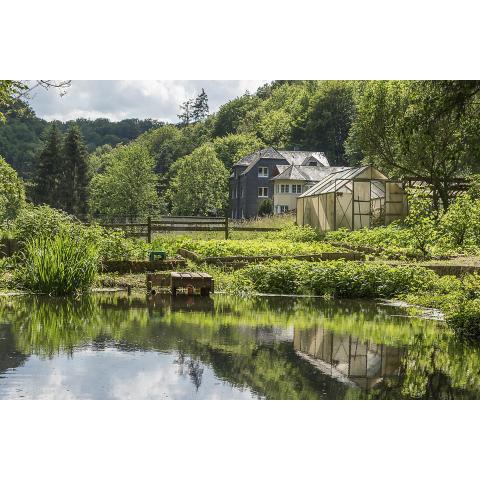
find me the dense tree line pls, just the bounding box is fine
[0,100,160,178]
[2,80,480,218]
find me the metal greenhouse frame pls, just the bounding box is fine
[296,165,407,232]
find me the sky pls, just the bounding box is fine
[27,80,268,122]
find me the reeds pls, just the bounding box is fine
[17,230,99,295]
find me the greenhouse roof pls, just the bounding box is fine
[299,166,387,198]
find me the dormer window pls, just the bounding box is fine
[308,161,317,166]
[258,167,269,178]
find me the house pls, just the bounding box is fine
[271,165,346,214]
[296,165,408,231]
[230,147,330,219]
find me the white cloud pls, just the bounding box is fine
[28,80,269,122]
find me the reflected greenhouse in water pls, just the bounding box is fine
[1,293,479,399]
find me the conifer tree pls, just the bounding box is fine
[192,88,209,121]
[33,124,62,207]
[62,125,89,215]
[177,99,194,126]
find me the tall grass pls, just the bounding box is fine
[16,230,99,295]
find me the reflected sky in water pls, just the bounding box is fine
[0,293,479,399]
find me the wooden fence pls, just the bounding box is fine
[88,216,280,241]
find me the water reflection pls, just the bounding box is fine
[294,327,404,392]
[0,293,479,399]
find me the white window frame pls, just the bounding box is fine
[258,166,269,178]
[258,187,268,198]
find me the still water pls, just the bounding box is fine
[0,293,479,399]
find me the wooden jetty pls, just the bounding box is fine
[146,271,214,296]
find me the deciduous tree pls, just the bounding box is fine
[166,144,228,216]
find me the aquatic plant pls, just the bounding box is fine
[16,230,99,295]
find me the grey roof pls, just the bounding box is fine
[300,166,388,198]
[278,150,329,167]
[233,147,330,175]
[234,147,285,168]
[271,165,345,182]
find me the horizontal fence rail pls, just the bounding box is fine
[83,216,281,241]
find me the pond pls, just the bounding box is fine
[0,293,479,399]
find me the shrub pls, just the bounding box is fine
[151,237,340,257]
[230,260,438,298]
[446,299,480,339]
[267,225,322,242]
[258,199,273,216]
[13,205,146,261]
[404,189,438,257]
[16,230,99,295]
[325,224,418,259]
[13,205,76,243]
[0,155,26,223]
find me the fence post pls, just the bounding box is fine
[225,216,229,240]
[147,216,152,243]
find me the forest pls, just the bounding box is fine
[1,80,479,218]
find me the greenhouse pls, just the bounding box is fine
[296,165,407,231]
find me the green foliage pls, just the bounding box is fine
[13,204,76,242]
[16,230,99,295]
[267,224,322,242]
[166,143,229,216]
[60,125,89,215]
[85,225,147,261]
[151,237,342,257]
[213,93,262,137]
[0,103,158,178]
[211,133,265,169]
[230,260,438,297]
[32,124,63,206]
[404,189,438,257]
[89,143,160,218]
[257,199,273,216]
[325,224,418,259]
[439,192,480,249]
[345,80,480,209]
[13,204,145,261]
[0,155,26,223]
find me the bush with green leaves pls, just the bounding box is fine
[438,193,480,251]
[0,155,26,224]
[229,259,438,297]
[267,224,322,243]
[13,205,146,261]
[16,230,99,295]
[325,223,418,259]
[258,199,273,216]
[13,205,77,242]
[151,237,341,258]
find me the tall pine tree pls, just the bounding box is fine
[192,88,209,121]
[33,124,62,207]
[61,125,89,215]
[177,99,194,126]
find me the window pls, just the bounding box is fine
[280,184,290,194]
[258,187,268,198]
[308,161,317,166]
[292,184,302,194]
[258,167,269,177]
[276,205,289,213]
[275,184,279,194]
